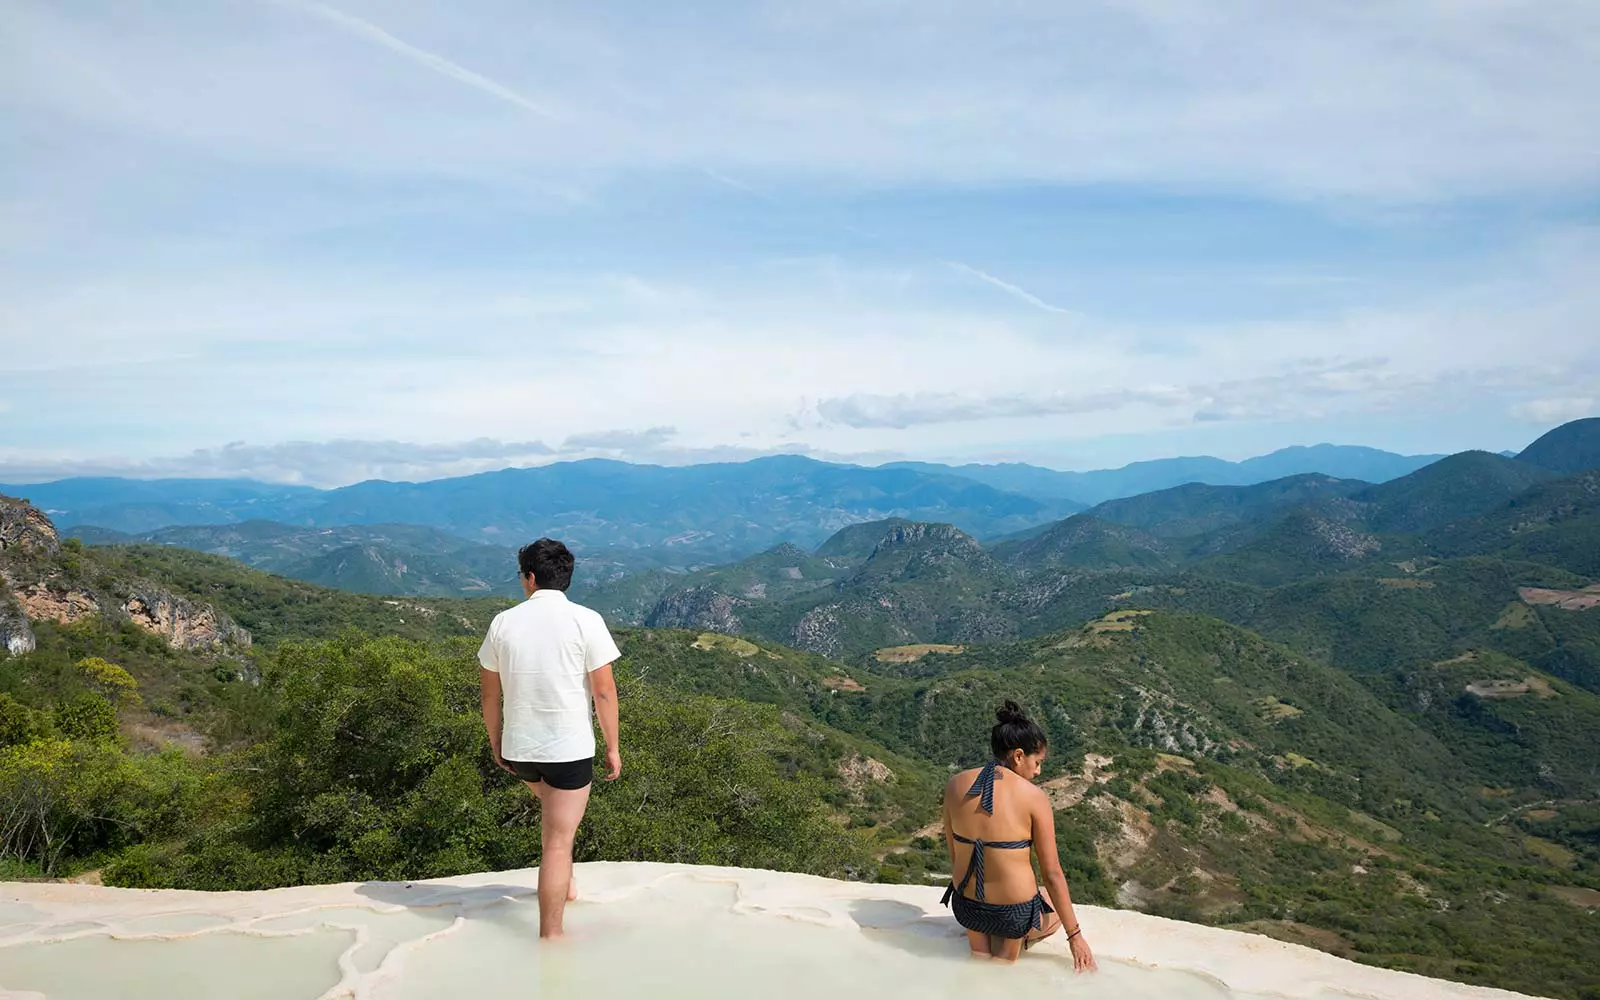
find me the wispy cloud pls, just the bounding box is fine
[561,426,678,452]
[0,439,555,488]
[946,262,1075,316]
[289,0,557,119]
[813,357,1591,431]
[1510,397,1595,425]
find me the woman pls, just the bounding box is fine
[941,700,1098,969]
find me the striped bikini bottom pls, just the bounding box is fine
[948,891,1054,940]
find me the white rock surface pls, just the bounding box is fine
[0,862,1547,1000]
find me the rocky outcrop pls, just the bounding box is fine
[871,521,985,558]
[645,587,748,634]
[853,522,997,585]
[0,495,62,559]
[1306,515,1381,560]
[120,583,252,654]
[15,583,99,624]
[0,593,35,656]
[836,752,894,804]
[790,603,846,658]
[945,608,1018,644]
[0,496,251,659]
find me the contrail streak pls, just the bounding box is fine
[946,261,1074,315]
[290,0,555,118]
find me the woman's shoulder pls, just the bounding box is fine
[945,767,976,786]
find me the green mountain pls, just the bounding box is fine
[68,521,523,597]
[1352,451,1558,535]
[1087,473,1370,539]
[992,514,1176,572]
[1428,470,1600,578]
[1191,507,1393,586]
[813,516,916,562]
[1518,416,1600,474]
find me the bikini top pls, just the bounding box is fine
[941,760,1032,905]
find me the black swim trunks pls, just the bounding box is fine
[503,756,593,790]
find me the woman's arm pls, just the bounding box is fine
[1031,792,1098,972]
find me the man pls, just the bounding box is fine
[479,537,622,939]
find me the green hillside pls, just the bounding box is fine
[1518,416,1600,474]
[992,514,1175,572]
[1088,474,1369,538]
[1191,507,1396,586]
[1428,470,1600,578]
[1353,451,1557,535]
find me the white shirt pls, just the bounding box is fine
[478,589,621,763]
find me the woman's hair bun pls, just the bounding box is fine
[995,699,1027,725]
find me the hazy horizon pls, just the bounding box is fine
[0,434,1490,490]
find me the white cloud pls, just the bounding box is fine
[1510,397,1596,425]
[561,426,677,452]
[0,439,556,487]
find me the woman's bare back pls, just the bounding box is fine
[944,764,1044,906]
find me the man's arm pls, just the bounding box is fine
[480,668,512,771]
[590,663,621,780]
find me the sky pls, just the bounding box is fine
[2,0,1598,486]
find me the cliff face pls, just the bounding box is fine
[120,583,252,652]
[0,494,251,658]
[0,592,35,655]
[646,586,749,634]
[0,496,62,559]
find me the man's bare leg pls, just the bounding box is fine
[529,781,591,938]
[525,781,580,901]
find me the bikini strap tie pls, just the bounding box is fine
[966,759,1004,815]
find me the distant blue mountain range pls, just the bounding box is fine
[3,446,1446,558]
[886,443,1443,505]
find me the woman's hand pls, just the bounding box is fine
[1069,931,1097,973]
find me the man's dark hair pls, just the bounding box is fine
[518,538,575,591]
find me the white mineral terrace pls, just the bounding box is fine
[0,862,1545,1000]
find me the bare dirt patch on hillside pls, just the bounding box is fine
[1466,676,1556,700]
[1550,886,1600,908]
[873,643,964,664]
[1040,752,1115,809]
[1519,585,1600,611]
[691,632,761,657]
